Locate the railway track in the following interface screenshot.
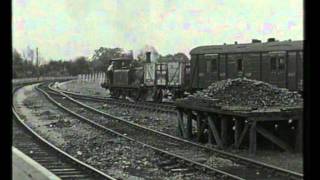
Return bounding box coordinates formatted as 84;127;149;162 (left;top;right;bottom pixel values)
12;84;116;180
39;83;243;179
53;85;176;113
39;82;303;180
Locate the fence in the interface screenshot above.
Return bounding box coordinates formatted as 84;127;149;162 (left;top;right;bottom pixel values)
77;72;106;84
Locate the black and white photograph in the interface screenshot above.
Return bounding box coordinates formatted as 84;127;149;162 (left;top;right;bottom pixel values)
12;0;305;179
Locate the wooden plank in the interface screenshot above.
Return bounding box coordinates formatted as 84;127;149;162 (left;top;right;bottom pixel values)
186;111;193;139
249;121;257;155
208;115;223;148
234;119;241;148
174;101;302;119
295;119;303;152
221;117;228;147
246;114;302;121
256;124;293;152
234;123;249;148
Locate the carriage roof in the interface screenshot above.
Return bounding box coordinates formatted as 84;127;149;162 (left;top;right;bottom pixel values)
190;40;303;55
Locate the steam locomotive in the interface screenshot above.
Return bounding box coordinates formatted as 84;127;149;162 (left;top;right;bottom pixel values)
101;52;190;101
101;38;303;101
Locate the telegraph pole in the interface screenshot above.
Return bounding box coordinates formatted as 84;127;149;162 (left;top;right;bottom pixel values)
36;47;39;80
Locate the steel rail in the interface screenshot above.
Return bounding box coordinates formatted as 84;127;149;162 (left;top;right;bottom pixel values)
48;82;304;180
38;83;245;180
12;84;117;180
54;86;176;113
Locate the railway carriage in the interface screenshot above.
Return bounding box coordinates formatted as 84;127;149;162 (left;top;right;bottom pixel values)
189;38;303;92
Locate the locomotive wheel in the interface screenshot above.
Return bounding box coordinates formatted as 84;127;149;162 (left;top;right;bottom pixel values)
131;89;141;101
139;89;149;101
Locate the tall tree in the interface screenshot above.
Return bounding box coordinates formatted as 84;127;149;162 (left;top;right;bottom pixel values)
69;56;91;75
158;52;189;62
173;52;189;62
91;47;124;72
12;49;23;78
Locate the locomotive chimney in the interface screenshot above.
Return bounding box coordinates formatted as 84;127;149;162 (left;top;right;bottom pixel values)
146;52;151;63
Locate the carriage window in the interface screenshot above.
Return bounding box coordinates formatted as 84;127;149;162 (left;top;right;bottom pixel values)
278;57;285;70
237;59;243;71
270;57;277;71
211;59;218;72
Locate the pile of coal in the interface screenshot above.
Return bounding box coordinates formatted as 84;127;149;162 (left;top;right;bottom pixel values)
179;78;303;110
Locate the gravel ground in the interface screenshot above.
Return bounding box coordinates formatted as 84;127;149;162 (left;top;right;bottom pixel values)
59;80;109;97
80;100;177;136
227;149;303;173
13;84;216;179
57;80;303;173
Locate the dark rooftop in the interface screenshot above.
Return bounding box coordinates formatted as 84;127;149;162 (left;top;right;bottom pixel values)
190;40;303;55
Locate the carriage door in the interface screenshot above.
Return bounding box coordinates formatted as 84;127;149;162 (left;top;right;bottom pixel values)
205;54;219;86
287;51;298;90
269;51;286;88
156;63;168;86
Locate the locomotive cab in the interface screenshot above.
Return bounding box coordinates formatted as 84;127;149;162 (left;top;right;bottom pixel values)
101;57;145;99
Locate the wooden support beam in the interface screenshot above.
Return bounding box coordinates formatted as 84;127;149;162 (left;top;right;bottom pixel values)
295;119;303;152
221;116;228;147
196;113;203;142
186;111;193;139
234;123;249;149
176;111;182;136
208;115;223;148
249;121;257;155
177;110;186;138
234;119;241;148
207;124;214;144
256;125;293;152
176;125;182;137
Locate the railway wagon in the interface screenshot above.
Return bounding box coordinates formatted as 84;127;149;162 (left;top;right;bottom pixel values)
144;59;190;99
189;38;303;92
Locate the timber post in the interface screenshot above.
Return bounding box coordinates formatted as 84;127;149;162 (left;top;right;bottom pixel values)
177;109;186;138
196;112;204;142
295;118;303;153
234;118;241;148
208;114;223;148
249;121;257;155
186;111;193;139
221;116;229;147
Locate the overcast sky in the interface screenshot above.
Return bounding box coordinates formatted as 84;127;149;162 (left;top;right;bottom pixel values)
13;0;303;61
